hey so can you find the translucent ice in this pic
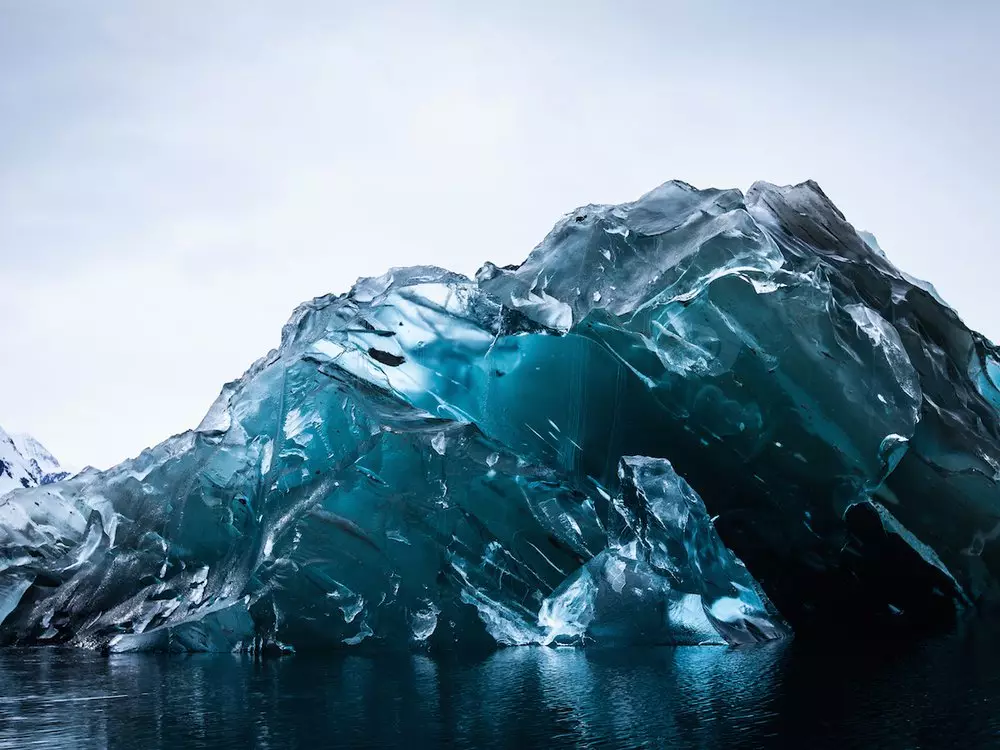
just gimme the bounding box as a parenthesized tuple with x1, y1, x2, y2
(2, 179, 998, 651)
(539, 457, 787, 645)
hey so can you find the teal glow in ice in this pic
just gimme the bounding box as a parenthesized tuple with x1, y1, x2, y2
(1, 179, 998, 652)
(539, 456, 788, 646)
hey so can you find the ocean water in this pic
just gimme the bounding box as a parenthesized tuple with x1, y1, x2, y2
(1, 626, 998, 749)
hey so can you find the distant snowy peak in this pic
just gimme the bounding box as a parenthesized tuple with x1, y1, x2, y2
(0, 427, 71, 496)
(0, 427, 36, 496)
(12, 432, 72, 480)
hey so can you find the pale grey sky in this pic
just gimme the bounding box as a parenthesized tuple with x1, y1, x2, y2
(1, 1, 997, 468)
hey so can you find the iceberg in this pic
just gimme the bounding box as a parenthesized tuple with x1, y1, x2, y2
(1, 179, 998, 652)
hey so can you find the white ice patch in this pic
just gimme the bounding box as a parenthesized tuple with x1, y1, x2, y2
(410, 601, 441, 642)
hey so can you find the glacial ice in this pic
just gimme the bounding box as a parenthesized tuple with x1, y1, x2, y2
(538, 456, 788, 646)
(2, 178, 999, 652)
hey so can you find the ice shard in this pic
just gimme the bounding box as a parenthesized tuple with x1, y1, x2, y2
(539, 456, 788, 646)
(2, 178, 999, 652)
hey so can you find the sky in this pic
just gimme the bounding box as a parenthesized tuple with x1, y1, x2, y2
(1, 1, 998, 469)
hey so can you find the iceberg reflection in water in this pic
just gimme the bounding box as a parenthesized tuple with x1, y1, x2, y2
(3, 629, 1000, 749)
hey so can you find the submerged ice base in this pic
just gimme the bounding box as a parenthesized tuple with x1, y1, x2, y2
(2, 179, 999, 652)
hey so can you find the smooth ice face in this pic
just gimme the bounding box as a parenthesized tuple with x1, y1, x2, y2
(539, 457, 788, 646)
(2, 178, 999, 652)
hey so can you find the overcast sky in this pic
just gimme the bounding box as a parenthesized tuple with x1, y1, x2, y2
(1, 1, 998, 469)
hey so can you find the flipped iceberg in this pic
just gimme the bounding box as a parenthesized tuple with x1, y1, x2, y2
(1, 179, 998, 652)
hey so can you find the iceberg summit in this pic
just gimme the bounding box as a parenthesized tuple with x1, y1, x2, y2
(2, 179, 999, 653)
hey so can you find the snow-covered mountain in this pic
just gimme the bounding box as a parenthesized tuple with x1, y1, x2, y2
(0, 426, 71, 496)
(11, 432, 72, 484)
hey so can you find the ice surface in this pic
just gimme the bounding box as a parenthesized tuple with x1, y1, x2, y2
(2, 178, 998, 652)
(538, 456, 787, 645)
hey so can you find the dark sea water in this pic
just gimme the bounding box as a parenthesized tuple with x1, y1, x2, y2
(2, 625, 999, 749)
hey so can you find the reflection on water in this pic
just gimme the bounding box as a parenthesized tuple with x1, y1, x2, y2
(1, 628, 999, 748)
